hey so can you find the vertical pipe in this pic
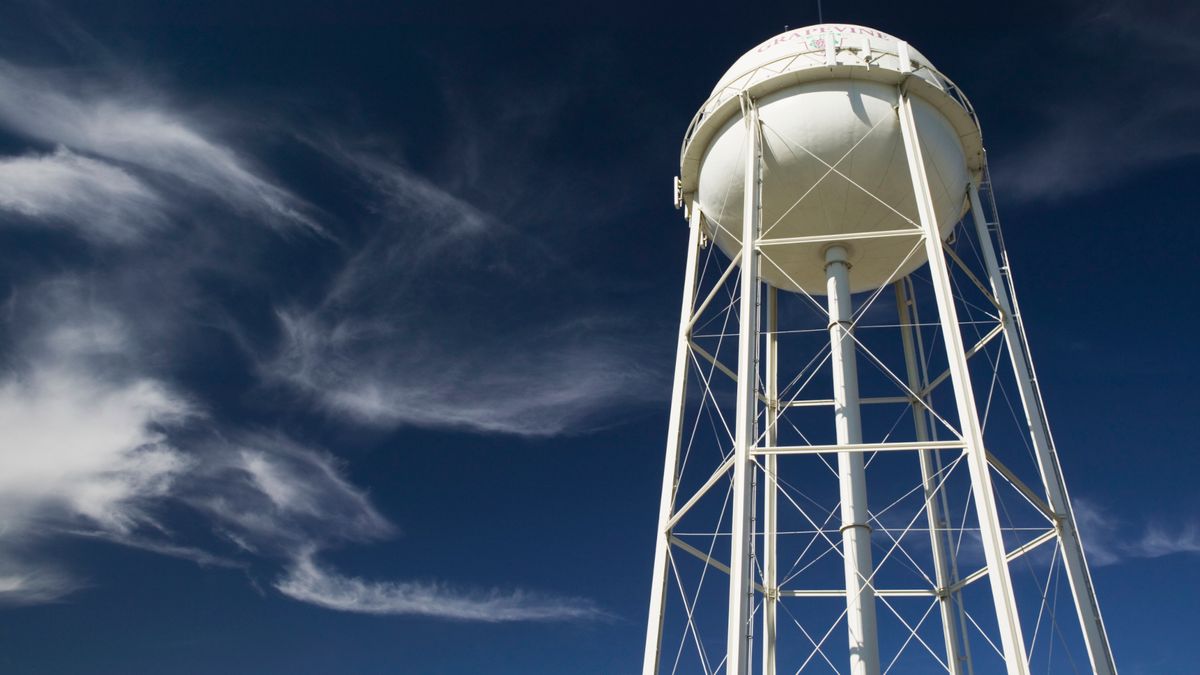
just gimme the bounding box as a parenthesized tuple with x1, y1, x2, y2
(968, 183, 1117, 675)
(726, 95, 762, 675)
(762, 285, 779, 675)
(895, 279, 970, 675)
(896, 83, 1029, 675)
(825, 245, 880, 675)
(642, 203, 705, 675)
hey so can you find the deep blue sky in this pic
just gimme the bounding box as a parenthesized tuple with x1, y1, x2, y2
(0, 1, 1196, 673)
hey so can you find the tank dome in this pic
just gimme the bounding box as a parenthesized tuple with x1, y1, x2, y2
(679, 24, 983, 294)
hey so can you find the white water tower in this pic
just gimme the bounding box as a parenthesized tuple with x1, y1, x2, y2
(644, 25, 1116, 675)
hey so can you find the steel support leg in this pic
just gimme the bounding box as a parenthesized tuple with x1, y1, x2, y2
(642, 201, 705, 675)
(968, 183, 1118, 675)
(825, 245, 880, 675)
(726, 95, 761, 675)
(896, 278, 972, 675)
(896, 80, 1029, 675)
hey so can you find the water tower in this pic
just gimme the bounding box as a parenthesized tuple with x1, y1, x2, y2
(643, 25, 1116, 675)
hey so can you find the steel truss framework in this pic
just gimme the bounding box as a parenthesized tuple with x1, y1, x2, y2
(643, 65, 1117, 675)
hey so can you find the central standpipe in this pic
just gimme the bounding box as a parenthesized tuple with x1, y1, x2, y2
(824, 245, 881, 675)
(762, 285, 779, 675)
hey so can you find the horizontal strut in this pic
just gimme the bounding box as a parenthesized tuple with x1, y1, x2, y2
(756, 227, 921, 247)
(754, 441, 964, 456)
(776, 588, 935, 598)
(784, 396, 911, 408)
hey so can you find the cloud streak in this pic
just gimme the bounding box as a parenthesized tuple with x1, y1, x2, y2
(0, 146, 164, 241)
(0, 358, 192, 602)
(0, 556, 80, 606)
(0, 281, 608, 619)
(271, 309, 657, 436)
(276, 554, 605, 622)
(0, 32, 637, 617)
(994, 2, 1200, 200)
(183, 433, 395, 556)
(263, 146, 662, 436)
(1073, 498, 1200, 566)
(0, 59, 322, 234)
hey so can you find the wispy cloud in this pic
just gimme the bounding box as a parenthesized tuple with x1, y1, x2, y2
(192, 433, 609, 621)
(65, 529, 243, 569)
(0, 146, 163, 241)
(1128, 525, 1200, 559)
(0, 555, 80, 606)
(0, 345, 192, 602)
(994, 2, 1200, 200)
(0, 369, 190, 532)
(271, 309, 657, 436)
(1073, 498, 1200, 566)
(262, 146, 662, 436)
(0, 283, 609, 617)
(0, 29, 633, 616)
(183, 432, 395, 556)
(0, 59, 322, 234)
(276, 553, 605, 622)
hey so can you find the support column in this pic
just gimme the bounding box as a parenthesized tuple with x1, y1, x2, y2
(762, 285, 778, 675)
(825, 245, 880, 675)
(896, 279, 972, 675)
(726, 95, 761, 675)
(896, 81, 1029, 675)
(968, 183, 1118, 675)
(642, 202, 706, 675)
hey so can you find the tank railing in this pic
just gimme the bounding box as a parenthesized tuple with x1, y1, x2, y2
(935, 74, 983, 143)
(679, 45, 983, 169)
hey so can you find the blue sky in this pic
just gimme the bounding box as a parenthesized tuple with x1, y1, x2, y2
(0, 1, 1196, 673)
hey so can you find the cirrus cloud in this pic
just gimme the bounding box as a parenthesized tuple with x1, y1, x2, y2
(276, 553, 606, 622)
(0, 146, 164, 241)
(0, 59, 322, 235)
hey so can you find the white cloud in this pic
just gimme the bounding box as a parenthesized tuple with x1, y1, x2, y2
(0, 370, 189, 531)
(0, 555, 80, 606)
(184, 433, 395, 555)
(1128, 525, 1200, 559)
(0, 51, 632, 615)
(994, 2, 1200, 200)
(339, 148, 492, 248)
(261, 146, 662, 436)
(0, 60, 321, 234)
(1072, 498, 1200, 566)
(0, 341, 600, 617)
(0, 281, 242, 600)
(0, 146, 163, 241)
(1070, 498, 1123, 566)
(0, 363, 191, 603)
(189, 435, 606, 622)
(996, 96, 1200, 201)
(271, 308, 657, 436)
(276, 553, 605, 622)
(66, 530, 243, 569)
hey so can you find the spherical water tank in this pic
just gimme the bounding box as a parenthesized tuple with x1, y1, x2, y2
(679, 25, 984, 294)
